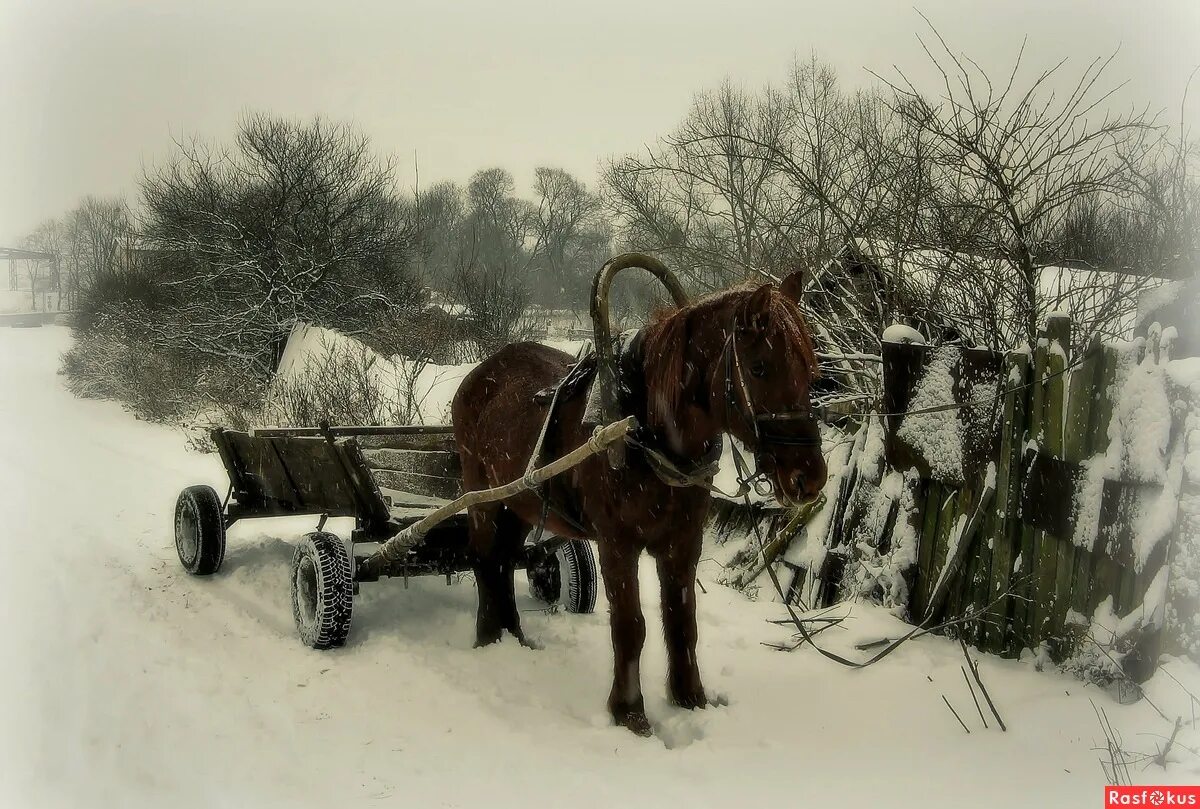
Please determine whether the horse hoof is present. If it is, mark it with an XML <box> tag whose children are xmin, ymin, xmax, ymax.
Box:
<box><xmin>670</xmin><ymin>690</ymin><xmax>709</xmax><ymax>710</ymax></box>
<box><xmin>473</xmin><ymin>632</ymin><xmax>502</xmax><ymax>648</ymax></box>
<box><xmin>617</xmin><ymin>712</ymin><xmax>653</xmax><ymax>737</ymax></box>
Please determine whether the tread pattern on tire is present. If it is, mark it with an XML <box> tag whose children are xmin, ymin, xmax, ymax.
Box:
<box><xmin>291</xmin><ymin>532</ymin><xmax>353</xmax><ymax>650</ymax></box>
<box><xmin>559</xmin><ymin>540</ymin><xmax>597</xmax><ymax>614</ymax></box>
<box><xmin>174</xmin><ymin>485</ymin><xmax>226</xmax><ymax>576</ymax></box>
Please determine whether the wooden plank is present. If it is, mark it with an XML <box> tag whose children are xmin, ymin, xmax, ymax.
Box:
<box><xmin>269</xmin><ymin>436</ymin><xmax>361</xmax><ymax>514</ymax></box>
<box><xmin>1015</xmin><ymin>339</ymin><xmax>1049</xmax><ymax>652</ymax></box>
<box><xmin>361</xmin><ymin>448</ymin><xmax>461</xmax><ymax>478</ymax></box>
<box><xmin>927</xmin><ymin>480</ymin><xmax>996</xmax><ymax>626</ymax></box>
<box><xmin>959</xmin><ymin>484</ymin><xmax>987</xmax><ymax>643</ymax></box>
<box><xmin>924</xmin><ymin>484</ymin><xmax>961</xmax><ymax>624</ymax></box>
<box><xmin>226</xmin><ymin>431</ymin><xmax>302</xmax><ymax>507</ymax></box>
<box><xmin>1087</xmin><ymin>345</ymin><xmax>1127</xmax><ymax>617</ymax></box>
<box><xmin>252</xmin><ymin>424</ymin><xmax>455</xmax><ymax>438</ymax></box>
<box><xmin>967</xmin><ymin>480</ymin><xmax>996</xmax><ymax>645</ymax></box>
<box><xmin>1043</xmin><ymin>317</ymin><xmax>1073</xmax><ymax>655</ymax></box>
<box><xmin>1030</xmin><ymin>345</ymin><xmax>1059</xmax><ymax>647</ymax></box>
<box><xmin>943</xmin><ymin>484</ymin><xmax>975</xmax><ymax>625</ymax></box>
<box><xmin>337</xmin><ymin>439</ymin><xmax>393</xmax><ymax>532</ymax></box>
<box><xmin>371</xmin><ymin>468</ymin><xmax>462</xmax><ymax>501</ymax></box>
<box><xmin>912</xmin><ymin>480</ymin><xmax>942</xmax><ymax>617</ymax></box>
<box><xmin>1064</xmin><ymin>336</ymin><xmax>1105</xmax><ymax>648</ymax></box>
<box><xmin>984</xmin><ymin>351</ymin><xmax>1028</xmax><ymax>654</ymax></box>
<box><xmin>356</xmin><ymin>432</ymin><xmax>459</xmax><ymax>453</ymax></box>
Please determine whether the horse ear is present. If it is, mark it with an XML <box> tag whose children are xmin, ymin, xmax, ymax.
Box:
<box><xmin>780</xmin><ymin>268</ymin><xmax>805</xmax><ymax>304</ymax></box>
<box><xmin>743</xmin><ymin>283</ymin><xmax>773</xmax><ymax>333</ymax></box>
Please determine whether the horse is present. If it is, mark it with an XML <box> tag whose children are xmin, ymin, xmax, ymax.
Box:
<box><xmin>451</xmin><ymin>257</ymin><xmax>826</xmax><ymax>735</ymax></box>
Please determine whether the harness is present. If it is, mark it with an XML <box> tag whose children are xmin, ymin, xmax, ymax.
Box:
<box><xmin>529</xmin><ymin>314</ymin><xmax>822</xmax><ymax>508</ymax></box>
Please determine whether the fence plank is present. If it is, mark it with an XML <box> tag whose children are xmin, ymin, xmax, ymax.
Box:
<box><xmin>1064</xmin><ymin>336</ymin><xmax>1105</xmax><ymax>647</ymax></box>
<box><xmin>924</xmin><ymin>484</ymin><xmax>958</xmax><ymax>623</ymax></box>
<box><xmin>913</xmin><ymin>480</ymin><xmax>941</xmax><ymax>617</ymax></box>
<box><xmin>1016</xmin><ymin>338</ymin><xmax>1049</xmax><ymax>651</ymax></box>
<box><xmin>943</xmin><ymin>484</ymin><xmax>976</xmax><ymax>625</ymax></box>
<box><xmin>966</xmin><ymin>482</ymin><xmax>995</xmax><ymax>645</ymax></box>
<box><xmin>1044</xmin><ymin>316</ymin><xmax>1074</xmax><ymax>653</ymax></box>
<box><xmin>1087</xmin><ymin>345</ymin><xmax>1125</xmax><ymax>618</ymax></box>
<box><xmin>984</xmin><ymin>351</ymin><xmax>1028</xmax><ymax>654</ymax></box>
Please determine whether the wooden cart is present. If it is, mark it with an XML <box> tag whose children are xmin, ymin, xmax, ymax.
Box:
<box><xmin>173</xmin><ymin>424</ymin><xmax>600</xmax><ymax>649</ymax></box>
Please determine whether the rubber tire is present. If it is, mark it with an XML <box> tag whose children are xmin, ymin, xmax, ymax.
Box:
<box><xmin>174</xmin><ymin>485</ymin><xmax>226</xmax><ymax>575</ymax></box>
<box><xmin>527</xmin><ymin>539</ymin><xmax>597</xmax><ymax>614</ymax></box>
<box><xmin>291</xmin><ymin>532</ymin><xmax>353</xmax><ymax>649</ymax></box>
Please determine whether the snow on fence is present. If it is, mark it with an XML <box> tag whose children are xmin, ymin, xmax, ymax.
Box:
<box><xmin>716</xmin><ymin>314</ymin><xmax>1199</xmax><ymax>681</ymax></box>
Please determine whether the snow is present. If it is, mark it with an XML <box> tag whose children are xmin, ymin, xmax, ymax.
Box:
<box><xmin>882</xmin><ymin>323</ymin><xmax>926</xmax><ymax>344</ymax></box>
<box><xmin>895</xmin><ymin>348</ymin><xmax>965</xmax><ymax>483</ymax></box>
<box><xmin>3</xmin><ymin>327</ymin><xmax>1200</xmax><ymax>807</ymax></box>
<box><xmin>270</xmin><ymin>322</ymin><xmax>476</xmax><ymax>424</ymax></box>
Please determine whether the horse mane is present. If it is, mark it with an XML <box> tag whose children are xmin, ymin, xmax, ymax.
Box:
<box><xmin>641</xmin><ymin>284</ymin><xmax>818</xmax><ymax>425</ymax></box>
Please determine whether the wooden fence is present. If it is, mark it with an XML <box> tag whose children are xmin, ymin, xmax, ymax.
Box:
<box><xmin>715</xmin><ymin>314</ymin><xmax>1197</xmax><ymax>678</ymax></box>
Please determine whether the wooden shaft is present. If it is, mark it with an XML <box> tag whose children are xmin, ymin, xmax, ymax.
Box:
<box><xmin>359</xmin><ymin>417</ymin><xmax>638</xmax><ymax>575</ymax></box>
<box><xmin>250</xmin><ymin>424</ymin><xmax>454</xmax><ymax>438</ymax></box>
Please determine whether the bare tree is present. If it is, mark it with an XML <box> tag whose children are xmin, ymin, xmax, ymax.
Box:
<box><xmin>411</xmin><ymin>179</ymin><xmax>466</xmax><ymax>285</ymax></box>
<box><xmin>138</xmin><ymin>113</ymin><xmax>421</xmax><ymax>375</ymax></box>
<box><xmin>448</xmin><ymin>251</ymin><xmax>537</xmax><ymax>360</ymax></box>
<box><xmin>63</xmin><ymin>197</ymin><xmax>132</xmax><ymax>310</ymax></box>
<box><xmin>20</xmin><ymin>219</ymin><xmax>63</xmax><ymax>310</ymax></box>
<box><xmin>881</xmin><ymin>22</ymin><xmax>1161</xmax><ymax>348</ymax></box>
<box><xmin>527</xmin><ymin>167</ymin><xmax>608</xmax><ymax>306</ymax></box>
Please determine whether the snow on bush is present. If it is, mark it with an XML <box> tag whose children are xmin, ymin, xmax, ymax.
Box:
<box><xmin>896</xmin><ymin>347</ymin><xmax>964</xmax><ymax>483</ymax></box>
<box><xmin>264</xmin><ymin>323</ymin><xmax>475</xmax><ymax>427</ymax></box>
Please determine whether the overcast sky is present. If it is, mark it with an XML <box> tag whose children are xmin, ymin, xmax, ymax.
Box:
<box><xmin>2</xmin><ymin>0</ymin><xmax>1197</xmax><ymax>245</ymax></box>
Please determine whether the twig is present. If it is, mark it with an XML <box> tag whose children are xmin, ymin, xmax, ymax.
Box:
<box><xmin>962</xmin><ymin>665</ymin><xmax>989</xmax><ymax>729</ymax></box>
<box><xmin>942</xmin><ymin>695</ymin><xmax>971</xmax><ymax>734</ymax></box>
<box><xmin>1092</xmin><ymin>700</ymin><xmax>1133</xmax><ymax>786</ymax></box>
<box><xmin>763</xmin><ymin>619</ymin><xmax>849</xmax><ymax>648</ymax></box>
<box><xmin>1153</xmin><ymin>718</ymin><xmax>1183</xmax><ymax>769</ymax></box>
<box><xmin>960</xmin><ymin>638</ymin><xmax>1007</xmax><ymax>731</ymax></box>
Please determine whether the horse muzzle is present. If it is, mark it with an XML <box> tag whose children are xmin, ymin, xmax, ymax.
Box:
<box><xmin>771</xmin><ymin>459</ymin><xmax>827</xmax><ymax>507</ymax></box>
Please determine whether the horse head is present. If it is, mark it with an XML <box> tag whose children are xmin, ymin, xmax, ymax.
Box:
<box><xmin>641</xmin><ymin>269</ymin><xmax>827</xmax><ymax>507</ymax></box>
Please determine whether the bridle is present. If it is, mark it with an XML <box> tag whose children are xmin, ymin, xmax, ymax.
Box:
<box><xmin>721</xmin><ymin>316</ymin><xmax>824</xmax><ymax>449</ymax></box>
<box><xmin>720</xmin><ymin>314</ymin><xmax>823</xmax><ymax>496</ymax></box>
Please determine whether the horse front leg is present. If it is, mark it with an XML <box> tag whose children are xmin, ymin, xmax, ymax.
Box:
<box><xmin>654</xmin><ymin>537</ymin><xmax>706</xmax><ymax>709</ymax></box>
<box><xmin>597</xmin><ymin>538</ymin><xmax>650</xmax><ymax>736</ymax></box>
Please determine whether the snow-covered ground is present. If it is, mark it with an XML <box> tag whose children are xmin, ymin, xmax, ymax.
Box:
<box><xmin>1</xmin><ymin>326</ymin><xmax>1197</xmax><ymax>809</ymax></box>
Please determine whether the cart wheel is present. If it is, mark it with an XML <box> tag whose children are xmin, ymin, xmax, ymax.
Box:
<box><xmin>527</xmin><ymin>539</ymin><xmax>597</xmax><ymax>614</ymax></box>
<box><xmin>174</xmin><ymin>485</ymin><xmax>226</xmax><ymax>575</ymax></box>
<box><xmin>291</xmin><ymin>532</ymin><xmax>353</xmax><ymax>649</ymax></box>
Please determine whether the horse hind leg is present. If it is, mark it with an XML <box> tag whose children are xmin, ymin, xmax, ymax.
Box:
<box><xmin>467</xmin><ymin>502</ymin><xmax>530</xmax><ymax>647</ymax></box>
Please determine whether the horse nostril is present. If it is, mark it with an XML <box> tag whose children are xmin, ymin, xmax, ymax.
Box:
<box><xmin>791</xmin><ymin>471</ymin><xmax>822</xmax><ymax>503</ymax></box>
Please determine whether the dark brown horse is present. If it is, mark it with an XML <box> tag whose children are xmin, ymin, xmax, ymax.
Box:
<box><xmin>451</xmin><ymin>259</ymin><xmax>826</xmax><ymax>735</ymax></box>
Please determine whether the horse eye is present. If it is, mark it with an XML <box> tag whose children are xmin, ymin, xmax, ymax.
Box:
<box><xmin>750</xmin><ymin>362</ymin><xmax>769</xmax><ymax>379</ymax></box>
